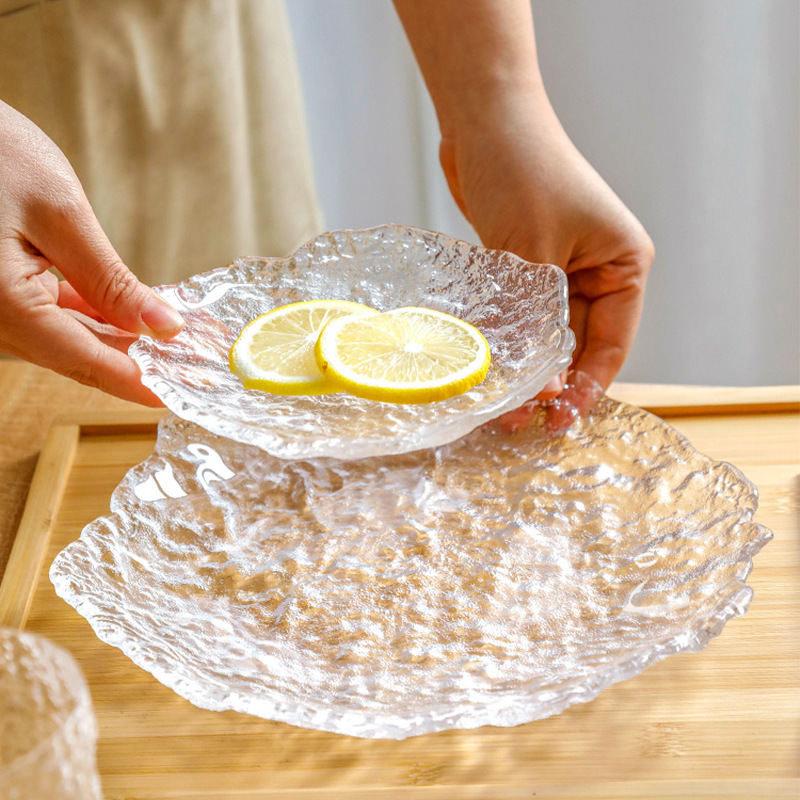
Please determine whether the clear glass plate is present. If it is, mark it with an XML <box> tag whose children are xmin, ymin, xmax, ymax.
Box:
<box><xmin>49</xmin><ymin>399</ymin><xmax>771</xmax><ymax>740</ymax></box>
<box><xmin>129</xmin><ymin>225</ymin><xmax>574</xmax><ymax>459</ymax></box>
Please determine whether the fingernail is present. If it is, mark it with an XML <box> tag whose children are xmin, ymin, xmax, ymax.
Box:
<box><xmin>141</xmin><ymin>294</ymin><xmax>184</xmax><ymax>336</ymax></box>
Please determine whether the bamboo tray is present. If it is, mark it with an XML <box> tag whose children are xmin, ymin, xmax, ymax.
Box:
<box><xmin>1</xmin><ymin>388</ymin><xmax>798</xmax><ymax>799</ymax></box>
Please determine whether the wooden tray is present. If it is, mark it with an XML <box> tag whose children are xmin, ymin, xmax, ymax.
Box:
<box><xmin>1</xmin><ymin>390</ymin><xmax>798</xmax><ymax>799</ymax></box>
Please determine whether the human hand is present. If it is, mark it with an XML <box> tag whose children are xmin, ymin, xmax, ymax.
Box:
<box><xmin>0</xmin><ymin>102</ymin><xmax>184</xmax><ymax>405</ymax></box>
<box><xmin>439</xmin><ymin>88</ymin><xmax>654</xmax><ymax>431</ymax></box>
<box><xmin>393</xmin><ymin>0</ymin><xmax>654</xmax><ymax>432</ymax></box>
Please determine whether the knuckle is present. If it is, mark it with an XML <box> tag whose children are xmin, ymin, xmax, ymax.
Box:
<box><xmin>22</xmin><ymin>182</ymin><xmax>89</xmax><ymax>244</ymax></box>
<box><xmin>596</xmin><ymin>338</ymin><xmax>628</xmax><ymax>365</ymax></box>
<box><xmin>61</xmin><ymin>363</ymin><xmax>95</xmax><ymax>390</ymax></box>
<box><xmin>572</xmin><ymin>262</ymin><xmax>641</xmax><ymax>298</ymax></box>
<box><xmin>615</xmin><ymin>256</ymin><xmax>650</xmax><ymax>294</ymax></box>
<box><xmin>636</xmin><ymin>232</ymin><xmax>656</xmax><ymax>273</ymax></box>
<box><xmin>50</xmin><ymin>185</ymin><xmax>87</xmax><ymax>219</ymax></box>
<box><xmin>0</xmin><ymin>274</ymin><xmax>52</xmax><ymax>331</ymax></box>
<box><xmin>96</xmin><ymin>264</ymin><xmax>143</xmax><ymax>313</ymax></box>
<box><xmin>30</xmin><ymin>183</ymin><xmax>87</xmax><ymax>227</ymax></box>
<box><xmin>581</xmin><ymin>339</ymin><xmax>629</xmax><ymax>382</ymax></box>
<box><xmin>61</xmin><ymin>343</ymin><xmax>107</xmax><ymax>391</ymax></box>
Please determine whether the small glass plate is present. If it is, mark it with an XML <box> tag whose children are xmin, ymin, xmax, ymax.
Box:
<box><xmin>129</xmin><ymin>225</ymin><xmax>574</xmax><ymax>459</ymax></box>
<box><xmin>49</xmin><ymin>399</ymin><xmax>771</xmax><ymax>739</ymax></box>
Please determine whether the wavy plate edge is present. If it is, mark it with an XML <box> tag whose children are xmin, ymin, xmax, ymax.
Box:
<box><xmin>129</xmin><ymin>224</ymin><xmax>576</xmax><ymax>459</ymax></box>
<box><xmin>48</xmin><ymin>400</ymin><xmax>774</xmax><ymax>739</ymax></box>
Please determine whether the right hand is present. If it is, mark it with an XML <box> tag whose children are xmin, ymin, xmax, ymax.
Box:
<box><xmin>0</xmin><ymin>101</ymin><xmax>184</xmax><ymax>405</ymax></box>
<box><xmin>437</xmin><ymin>98</ymin><xmax>653</xmax><ymax>432</ymax></box>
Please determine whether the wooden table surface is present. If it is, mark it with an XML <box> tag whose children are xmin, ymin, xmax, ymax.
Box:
<box><xmin>1</xmin><ymin>360</ymin><xmax>798</xmax><ymax>799</ymax></box>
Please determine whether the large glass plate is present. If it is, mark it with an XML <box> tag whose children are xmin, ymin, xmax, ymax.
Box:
<box><xmin>49</xmin><ymin>399</ymin><xmax>771</xmax><ymax>740</ymax></box>
<box><xmin>129</xmin><ymin>225</ymin><xmax>574</xmax><ymax>459</ymax></box>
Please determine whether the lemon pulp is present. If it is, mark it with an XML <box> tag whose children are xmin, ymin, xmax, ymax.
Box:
<box><xmin>229</xmin><ymin>299</ymin><xmax>377</xmax><ymax>395</ymax></box>
<box><xmin>314</xmin><ymin>306</ymin><xmax>491</xmax><ymax>404</ymax></box>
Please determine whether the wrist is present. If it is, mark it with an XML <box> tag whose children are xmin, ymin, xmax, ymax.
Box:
<box><xmin>435</xmin><ymin>75</ymin><xmax>551</xmax><ymax>140</ymax></box>
<box><xmin>438</xmin><ymin>79</ymin><xmax>567</xmax><ymax>169</ymax></box>
<box><xmin>394</xmin><ymin>0</ymin><xmax>548</xmax><ymax>136</ymax></box>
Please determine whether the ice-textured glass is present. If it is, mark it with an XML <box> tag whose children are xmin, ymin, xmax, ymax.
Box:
<box><xmin>49</xmin><ymin>399</ymin><xmax>771</xmax><ymax>740</ymax></box>
<box><xmin>130</xmin><ymin>225</ymin><xmax>574</xmax><ymax>459</ymax></box>
<box><xmin>0</xmin><ymin>628</ymin><xmax>102</xmax><ymax>800</ymax></box>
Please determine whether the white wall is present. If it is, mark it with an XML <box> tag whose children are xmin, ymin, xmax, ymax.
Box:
<box><xmin>286</xmin><ymin>0</ymin><xmax>799</xmax><ymax>386</ymax></box>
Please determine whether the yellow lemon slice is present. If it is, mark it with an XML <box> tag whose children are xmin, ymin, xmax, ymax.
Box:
<box><xmin>229</xmin><ymin>299</ymin><xmax>378</xmax><ymax>395</ymax></box>
<box><xmin>314</xmin><ymin>306</ymin><xmax>491</xmax><ymax>404</ymax></box>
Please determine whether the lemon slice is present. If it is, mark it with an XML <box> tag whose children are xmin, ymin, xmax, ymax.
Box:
<box><xmin>314</xmin><ymin>307</ymin><xmax>491</xmax><ymax>404</ymax></box>
<box><xmin>229</xmin><ymin>300</ymin><xmax>377</xmax><ymax>395</ymax></box>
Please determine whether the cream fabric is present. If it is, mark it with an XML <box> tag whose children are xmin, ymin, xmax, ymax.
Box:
<box><xmin>0</xmin><ymin>0</ymin><xmax>323</xmax><ymax>285</ymax></box>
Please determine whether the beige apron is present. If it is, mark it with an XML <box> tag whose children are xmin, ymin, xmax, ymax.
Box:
<box><xmin>0</xmin><ymin>0</ymin><xmax>323</xmax><ymax>285</ymax></box>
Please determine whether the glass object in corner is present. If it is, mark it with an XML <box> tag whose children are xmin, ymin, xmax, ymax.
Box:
<box><xmin>0</xmin><ymin>628</ymin><xmax>102</xmax><ymax>800</ymax></box>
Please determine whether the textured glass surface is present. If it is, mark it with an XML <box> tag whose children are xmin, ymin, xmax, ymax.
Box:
<box><xmin>49</xmin><ymin>399</ymin><xmax>770</xmax><ymax>740</ymax></box>
<box><xmin>129</xmin><ymin>225</ymin><xmax>574</xmax><ymax>459</ymax></box>
<box><xmin>0</xmin><ymin>629</ymin><xmax>102</xmax><ymax>800</ymax></box>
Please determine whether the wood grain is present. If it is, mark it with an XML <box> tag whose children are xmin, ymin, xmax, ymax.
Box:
<box><xmin>0</xmin><ymin>421</ymin><xmax>78</xmax><ymax>628</ymax></box>
<box><xmin>606</xmin><ymin>383</ymin><xmax>800</xmax><ymax>416</ymax></box>
<box><xmin>0</xmin><ymin>379</ymin><xmax>796</xmax><ymax>799</ymax></box>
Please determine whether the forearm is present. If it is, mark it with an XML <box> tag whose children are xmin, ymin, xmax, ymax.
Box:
<box><xmin>392</xmin><ymin>0</ymin><xmax>549</xmax><ymax>134</ymax></box>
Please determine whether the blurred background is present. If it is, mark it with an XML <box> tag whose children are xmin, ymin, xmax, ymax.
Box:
<box><xmin>287</xmin><ymin>0</ymin><xmax>799</xmax><ymax>387</ymax></box>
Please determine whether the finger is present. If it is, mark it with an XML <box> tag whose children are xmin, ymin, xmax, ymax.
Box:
<box><xmin>62</xmin><ymin>309</ymin><xmax>141</xmax><ymax>354</ymax></box>
<box><xmin>543</xmin><ymin>370</ymin><xmax>604</xmax><ymax>435</ymax></box>
<box><xmin>496</xmin><ymin>369</ymin><xmax>567</xmax><ymax>433</ymax></box>
<box><xmin>36</xmin><ymin>269</ymin><xmax>61</xmax><ymax>302</ymax></box>
<box><xmin>0</xmin><ymin>338</ymin><xmax>28</xmax><ymax>360</ymax></box>
<box><xmin>537</xmin><ymin>374</ymin><xmax>565</xmax><ymax>400</ymax></box>
<box><xmin>498</xmin><ymin>398</ymin><xmax>540</xmax><ymax>433</ymax></box>
<box><xmin>571</xmin><ymin>283</ymin><xmax>643</xmax><ymax>391</ymax></box>
<box><xmin>4</xmin><ymin>301</ymin><xmax>163</xmax><ymax>406</ymax></box>
<box><xmin>566</xmin><ymin>291</ymin><xmax>590</xmax><ymax>368</ymax></box>
<box><xmin>57</xmin><ymin>280</ymin><xmax>106</xmax><ymax>320</ymax></box>
<box><xmin>24</xmin><ymin>191</ymin><xmax>184</xmax><ymax>337</ymax></box>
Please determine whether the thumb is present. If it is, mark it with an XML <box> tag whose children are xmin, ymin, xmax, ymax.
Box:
<box><xmin>26</xmin><ymin>191</ymin><xmax>184</xmax><ymax>337</ymax></box>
